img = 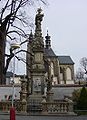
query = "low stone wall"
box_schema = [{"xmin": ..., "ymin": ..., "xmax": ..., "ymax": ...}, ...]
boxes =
[
  {"xmin": 0, "ymin": 101, "xmax": 26, "ymax": 113},
  {"xmin": 0, "ymin": 100, "xmax": 74, "ymax": 115},
  {"xmin": 42, "ymin": 101, "xmax": 74, "ymax": 114}
]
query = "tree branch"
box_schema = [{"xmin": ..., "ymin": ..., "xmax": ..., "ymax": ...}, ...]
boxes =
[
  {"xmin": 0, "ymin": 0, "xmax": 10, "ymax": 19},
  {"xmin": 11, "ymin": 25, "xmax": 27, "ymax": 37},
  {"xmin": 15, "ymin": 56, "xmax": 31, "ymax": 68},
  {"xmin": 15, "ymin": 49, "xmax": 33, "ymax": 56}
]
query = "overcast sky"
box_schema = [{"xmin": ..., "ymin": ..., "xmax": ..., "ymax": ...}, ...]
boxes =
[
  {"xmin": 42, "ymin": 0, "xmax": 87, "ymax": 72},
  {"xmin": 12, "ymin": 0, "xmax": 87, "ymax": 74}
]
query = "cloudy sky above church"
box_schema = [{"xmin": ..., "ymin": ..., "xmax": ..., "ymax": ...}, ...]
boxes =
[
  {"xmin": 42, "ymin": 0, "xmax": 87, "ymax": 72},
  {"xmin": 13, "ymin": 0, "xmax": 87, "ymax": 74}
]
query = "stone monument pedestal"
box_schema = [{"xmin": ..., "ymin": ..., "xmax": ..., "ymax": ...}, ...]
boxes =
[
  {"xmin": 27, "ymin": 94, "xmax": 43, "ymax": 112},
  {"xmin": 46, "ymin": 91, "xmax": 54, "ymax": 102}
]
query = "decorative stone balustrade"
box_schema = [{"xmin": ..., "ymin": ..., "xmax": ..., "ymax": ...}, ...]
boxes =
[
  {"xmin": 0, "ymin": 101, "xmax": 26, "ymax": 113},
  {"xmin": 42, "ymin": 101, "xmax": 74, "ymax": 114},
  {"xmin": 0, "ymin": 100, "xmax": 74, "ymax": 115}
]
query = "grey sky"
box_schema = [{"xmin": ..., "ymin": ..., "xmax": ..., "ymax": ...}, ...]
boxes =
[
  {"xmin": 12, "ymin": 0, "xmax": 87, "ymax": 74},
  {"xmin": 42, "ymin": 0, "xmax": 87, "ymax": 72}
]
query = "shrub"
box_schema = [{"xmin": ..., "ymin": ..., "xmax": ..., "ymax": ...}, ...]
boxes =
[
  {"xmin": 77, "ymin": 87, "xmax": 87, "ymax": 110},
  {"xmin": 72, "ymin": 89, "xmax": 81, "ymax": 102}
]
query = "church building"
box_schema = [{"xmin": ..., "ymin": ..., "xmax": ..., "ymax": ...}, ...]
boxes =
[{"xmin": 44, "ymin": 31, "xmax": 74, "ymax": 85}]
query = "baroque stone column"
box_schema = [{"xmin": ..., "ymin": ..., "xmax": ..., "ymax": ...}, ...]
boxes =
[
  {"xmin": 46, "ymin": 60, "xmax": 54, "ymax": 102},
  {"xmin": 20, "ymin": 76, "xmax": 27, "ymax": 112}
]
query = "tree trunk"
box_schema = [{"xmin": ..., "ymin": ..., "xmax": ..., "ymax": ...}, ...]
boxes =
[{"xmin": 0, "ymin": 27, "xmax": 6, "ymax": 84}]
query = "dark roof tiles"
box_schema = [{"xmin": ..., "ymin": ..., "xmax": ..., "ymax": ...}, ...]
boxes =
[
  {"xmin": 44, "ymin": 48, "xmax": 56, "ymax": 57},
  {"xmin": 58, "ymin": 56, "xmax": 74, "ymax": 65},
  {"xmin": 44, "ymin": 48, "xmax": 74, "ymax": 65}
]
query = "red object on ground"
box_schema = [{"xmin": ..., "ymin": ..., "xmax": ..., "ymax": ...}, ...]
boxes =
[{"xmin": 10, "ymin": 107, "xmax": 16, "ymax": 120}]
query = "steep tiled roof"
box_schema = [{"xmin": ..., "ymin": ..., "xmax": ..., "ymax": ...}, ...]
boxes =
[
  {"xmin": 58, "ymin": 56, "xmax": 74, "ymax": 65},
  {"xmin": 44, "ymin": 48, "xmax": 56, "ymax": 57},
  {"xmin": 44, "ymin": 48, "xmax": 74, "ymax": 64}
]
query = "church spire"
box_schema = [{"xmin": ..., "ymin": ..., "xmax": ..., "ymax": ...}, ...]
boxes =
[
  {"xmin": 45, "ymin": 30, "xmax": 51, "ymax": 49},
  {"xmin": 29, "ymin": 30, "xmax": 33, "ymax": 43}
]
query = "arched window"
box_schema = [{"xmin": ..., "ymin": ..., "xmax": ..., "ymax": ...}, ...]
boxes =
[
  {"xmin": 66, "ymin": 67, "xmax": 71, "ymax": 80},
  {"xmin": 60, "ymin": 67, "xmax": 63, "ymax": 73}
]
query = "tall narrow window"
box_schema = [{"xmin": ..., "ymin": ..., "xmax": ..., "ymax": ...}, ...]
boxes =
[{"xmin": 66, "ymin": 67, "xmax": 71, "ymax": 80}]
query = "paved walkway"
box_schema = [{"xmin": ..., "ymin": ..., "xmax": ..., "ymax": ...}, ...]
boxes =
[{"xmin": 0, "ymin": 114, "xmax": 87, "ymax": 120}]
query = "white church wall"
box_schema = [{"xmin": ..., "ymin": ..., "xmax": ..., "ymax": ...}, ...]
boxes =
[
  {"xmin": 52, "ymin": 77, "xmax": 58, "ymax": 85},
  {"xmin": 51, "ymin": 62, "xmax": 54, "ymax": 76},
  {"xmin": 0, "ymin": 86, "xmax": 21, "ymax": 101},
  {"xmin": 60, "ymin": 81, "xmax": 64, "ymax": 84},
  {"xmin": 66, "ymin": 80, "xmax": 74, "ymax": 84},
  {"xmin": 6, "ymin": 76, "xmax": 21, "ymax": 85}
]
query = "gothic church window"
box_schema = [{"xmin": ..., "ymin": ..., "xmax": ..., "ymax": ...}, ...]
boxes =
[{"xmin": 66, "ymin": 67, "xmax": 71, "ymax": 80}]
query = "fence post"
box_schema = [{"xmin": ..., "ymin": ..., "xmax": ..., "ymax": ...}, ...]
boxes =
[{"xmin": 10, "ymin": 107, "xmax": 15, "ymax": 120}]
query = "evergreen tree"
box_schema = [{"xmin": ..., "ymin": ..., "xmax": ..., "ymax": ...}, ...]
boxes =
[{"xmin": 77, "ymin": 86, "xmax": 87, "ymax": 110}]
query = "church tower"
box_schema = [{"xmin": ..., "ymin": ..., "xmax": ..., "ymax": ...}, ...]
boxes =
[{"xmin": 45, "ymin": 30, "xmax": 51, "ymax": 49}]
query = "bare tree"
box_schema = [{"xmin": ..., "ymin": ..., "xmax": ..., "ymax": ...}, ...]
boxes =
[
  {"xmin": 0, "ymin": 0, "xmax": 47, "ymax": 84},
  {"xmin": 75, "ymin": 68, "xmax": 84, "ymax": 83},
  {"xmin": 80, "ymin": 57, "xmax": 87, "ymax": 75}
]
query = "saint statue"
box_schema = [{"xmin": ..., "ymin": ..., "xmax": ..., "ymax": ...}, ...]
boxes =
[{"xmin": 35, "ymin": 8, "xmax": 44, "ymax": 30}]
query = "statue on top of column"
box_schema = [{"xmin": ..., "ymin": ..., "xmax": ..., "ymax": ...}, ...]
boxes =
[{"xmin": 35, "ymin": 8, "xmax": 44, "ymax": 30}]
